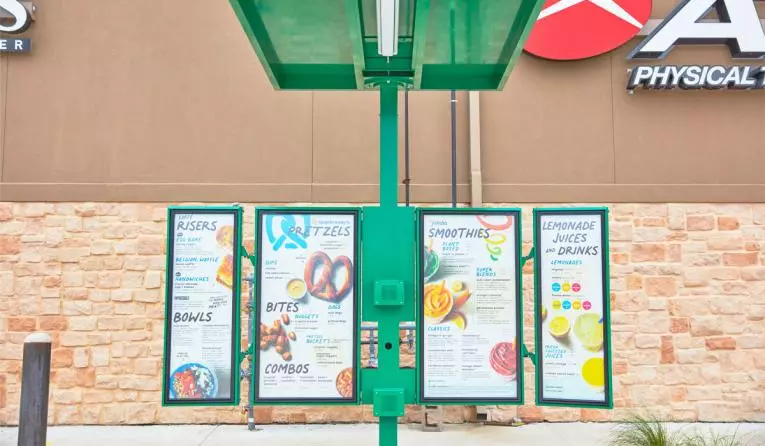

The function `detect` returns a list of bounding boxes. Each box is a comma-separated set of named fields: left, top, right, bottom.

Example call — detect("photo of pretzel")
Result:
left=303, top=251, right=353, bottom=302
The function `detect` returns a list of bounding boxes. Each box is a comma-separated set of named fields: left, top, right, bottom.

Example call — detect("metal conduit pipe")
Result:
left=468, top=91, right=483, bottom=208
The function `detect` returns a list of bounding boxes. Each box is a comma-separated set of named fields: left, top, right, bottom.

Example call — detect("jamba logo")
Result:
left=265, top=214, right=310, bottom=251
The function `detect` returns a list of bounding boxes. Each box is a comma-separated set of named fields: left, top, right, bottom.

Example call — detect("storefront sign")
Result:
left=523, top=0, right=765, bottom=91
left=533, top=208, right=612, bottom=408
left=254, top=209, right=359, bottom=404
left=162, top=207, right=243, bottom=406
left=628, top=65, right=765, bottom=89
left=0, top=1, right=33, bottom=53
left=626, top=0, right=765, bottom=90
left=628, top=0, right=765, bottom=60
left=0, top=38, right=28, bottom=52
left=0, top=0, right=32, bottom=33
left=418, top=210, right=523, bottom=404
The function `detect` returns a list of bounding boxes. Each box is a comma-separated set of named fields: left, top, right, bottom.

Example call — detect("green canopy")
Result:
left=229, top=0, right=544, bottom=90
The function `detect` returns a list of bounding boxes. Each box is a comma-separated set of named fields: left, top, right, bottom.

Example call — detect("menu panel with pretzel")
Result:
left=535, top=209, right=611, bottom=407
left=419, top=210, right=522, bottom=402
left=255, top=210, right=358, bottom=402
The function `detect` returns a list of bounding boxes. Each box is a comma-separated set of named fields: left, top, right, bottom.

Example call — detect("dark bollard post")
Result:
left=18, top=333, right=52, bottom=446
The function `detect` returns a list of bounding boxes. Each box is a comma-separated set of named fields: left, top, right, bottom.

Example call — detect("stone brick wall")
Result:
left=0, top=203, right=764, bottom=425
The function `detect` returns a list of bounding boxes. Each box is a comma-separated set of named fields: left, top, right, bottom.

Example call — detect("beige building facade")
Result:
left=0, top=0, right=764, bottom=426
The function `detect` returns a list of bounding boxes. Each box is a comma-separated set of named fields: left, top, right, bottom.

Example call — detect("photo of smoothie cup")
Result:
left=574, top=313, right=604, bottom=352
left=423, top=280, right=454, bottom=324
left=581, top=357, right=605, bottom=393
left=489, top=341, right=517, bottom=380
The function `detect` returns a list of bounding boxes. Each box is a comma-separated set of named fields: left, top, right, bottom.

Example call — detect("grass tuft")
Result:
left=608, top=415, right=760, bottom=446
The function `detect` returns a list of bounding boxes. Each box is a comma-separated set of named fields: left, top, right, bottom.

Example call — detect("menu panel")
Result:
left=535, top=209, right=612, bottom=408
left=255, top=210, right=359, bottom=403
left=419, top=210, right=522, bottom=403
left=163, top=208, right=241, bottom=406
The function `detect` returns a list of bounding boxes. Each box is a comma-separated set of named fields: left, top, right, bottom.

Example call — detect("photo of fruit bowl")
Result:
left=169, top=363, right=218, bottom=400
left=423, top=280, right=454, bottom=324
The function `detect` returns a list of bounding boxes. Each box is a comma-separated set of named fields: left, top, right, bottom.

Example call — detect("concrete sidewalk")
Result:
left=1, top=423, right=763, bottom=446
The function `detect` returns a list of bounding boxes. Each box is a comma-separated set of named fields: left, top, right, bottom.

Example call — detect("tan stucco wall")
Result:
left=1, top=202, right=764, bottom=425
left=0, top=1, right=763, bottom=203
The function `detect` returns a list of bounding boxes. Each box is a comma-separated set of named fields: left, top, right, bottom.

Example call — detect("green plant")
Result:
left=608, top=414, right=760, bottom=446
left=681, top=427, right=751, bottom=446
left=609, top=414, right=687, bottom=446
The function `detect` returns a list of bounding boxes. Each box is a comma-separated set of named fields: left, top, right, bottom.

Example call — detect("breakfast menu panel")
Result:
left=536, top=210, right=610, bottom=406
left=420, top=211, right=522, bottom=402
left=256, top=211, right=358, bottom=402
left=164, top=208, right=240, bottom=405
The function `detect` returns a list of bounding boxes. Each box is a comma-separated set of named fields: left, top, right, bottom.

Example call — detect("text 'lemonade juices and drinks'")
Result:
left=167, top=211, right=238, bottom=402
left=538, top=212, right=607, bottom=404
left=421, top=212, right=521, bottom=401
left=257, top=212, right=357, bottom=401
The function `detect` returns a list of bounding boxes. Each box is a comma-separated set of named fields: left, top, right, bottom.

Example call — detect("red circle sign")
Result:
left=524, top=0, right=652, bottom=61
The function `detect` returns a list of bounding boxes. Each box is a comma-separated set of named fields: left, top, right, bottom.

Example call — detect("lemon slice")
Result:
left=582, top=357, right=605, bottom=388
left=574, top=313, right=604, bottom=352
left=445, top=312, right=467, bottom=330
left=549, top=316, right=570, bottom=339
left=541, top=305, right=548, bottom=322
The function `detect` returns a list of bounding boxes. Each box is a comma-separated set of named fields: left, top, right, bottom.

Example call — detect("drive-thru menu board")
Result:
left=418, top=209, right=523, bottom=404
left=162, top=207, right=242, bottom=406
left=534, top=208, right=612, bottom=408
left=255, top=209, right=359, bottom=404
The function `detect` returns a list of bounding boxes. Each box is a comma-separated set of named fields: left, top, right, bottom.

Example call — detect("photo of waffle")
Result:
left=335, top=367, right=353, bottom=398
left=216, top=254, right=234, bottom=289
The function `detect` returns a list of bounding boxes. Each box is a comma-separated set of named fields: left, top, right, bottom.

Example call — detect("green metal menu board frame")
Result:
left=253, top=207, right=361, bottom=406
left=162, top=206, right=244, bottom=407
left=416, top=208, right=524, bottom=406
left=533, top=207, right=613, bottom=409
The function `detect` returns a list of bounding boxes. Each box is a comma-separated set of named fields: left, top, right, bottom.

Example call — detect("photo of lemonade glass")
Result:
left=574, top=313, right=604, bottom=352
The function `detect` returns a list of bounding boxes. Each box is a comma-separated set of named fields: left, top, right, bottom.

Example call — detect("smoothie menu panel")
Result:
left=420, top=212, right=521, bottom=401
left=537, top=212, right=608, bottom=405
left=256, top=212, right=357, bottom=401
left=166, top=210, right=239, bottom=403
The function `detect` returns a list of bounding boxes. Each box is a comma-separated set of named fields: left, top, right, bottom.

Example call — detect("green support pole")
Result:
left=379, top=417, right=398, bottom=445
left=376, top=82, right=401, bottom=446
left=379, top=83, right=398, bottom=209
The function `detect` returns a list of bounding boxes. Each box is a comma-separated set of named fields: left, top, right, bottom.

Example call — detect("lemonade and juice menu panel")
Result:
left=534, top=209, right=611, bottom=407
left=419, top=210, right=522, bottom=403
left=163, top=208, right=241, bottom=406
left=255, top=210, right=359, bottom=403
